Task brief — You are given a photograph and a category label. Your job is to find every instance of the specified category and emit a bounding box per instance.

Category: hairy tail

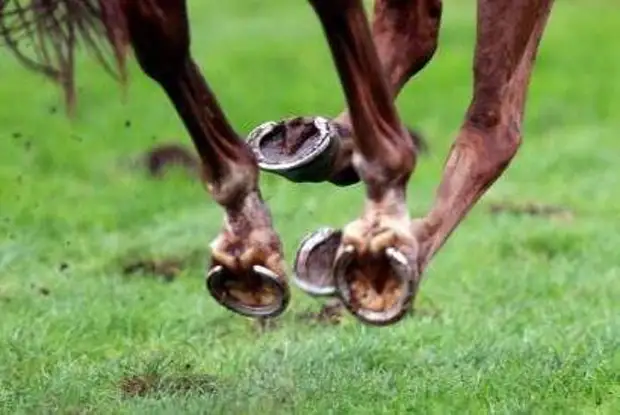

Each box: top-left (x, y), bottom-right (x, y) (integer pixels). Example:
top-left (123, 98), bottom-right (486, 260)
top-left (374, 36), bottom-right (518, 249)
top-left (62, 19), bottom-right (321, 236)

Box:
top-left (0, 0), bottom-right (129, 116)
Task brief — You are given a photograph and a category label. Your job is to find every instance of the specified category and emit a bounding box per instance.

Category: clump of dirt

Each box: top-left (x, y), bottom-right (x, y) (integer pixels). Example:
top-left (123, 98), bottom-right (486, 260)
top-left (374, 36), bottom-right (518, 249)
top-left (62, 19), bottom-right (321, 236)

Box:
top-left (120, 373), bottom-right (217, 398)
top-left (121, 258), bottom-right (184, 283)
top-left (117, 249), bottom-right (205, 283)
top-left (30, 283), bottom-right (51, 296)
top-left (121, 375), bottom-right (157, 397)
top-left (489, 201), bottom-right (573, 221)
top-left (137, 143), bottom-right (201, 179)
top-left (296, 299), bottom-right (345, 326)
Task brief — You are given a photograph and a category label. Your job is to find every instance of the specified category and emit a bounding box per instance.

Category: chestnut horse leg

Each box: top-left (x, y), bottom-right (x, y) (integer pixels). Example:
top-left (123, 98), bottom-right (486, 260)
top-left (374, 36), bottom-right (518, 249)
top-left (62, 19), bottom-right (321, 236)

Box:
top-left (329, 0), bottom-right (443, 182)
top-left (296, 0), bottom-right (421, 325)
top-left (121, 0), bottom-right (290, 318)
top-left (412, 0), bottom-right (555, 269)
top-left (247, 0), bottom-right (442, 186)
top-left (290, 0), bottom-right (441, 305)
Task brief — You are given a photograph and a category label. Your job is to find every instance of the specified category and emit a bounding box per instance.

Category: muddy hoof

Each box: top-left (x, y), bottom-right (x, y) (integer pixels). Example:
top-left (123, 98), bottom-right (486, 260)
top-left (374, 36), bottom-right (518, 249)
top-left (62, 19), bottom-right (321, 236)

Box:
top-left (333, 246), bottom-right (418, 326)
top-left (293, 227), bottom-right (342, 296)
top-left (206, 265), bottom-right (290, 318)
top-left (246, 117), bottom-right (340, 183)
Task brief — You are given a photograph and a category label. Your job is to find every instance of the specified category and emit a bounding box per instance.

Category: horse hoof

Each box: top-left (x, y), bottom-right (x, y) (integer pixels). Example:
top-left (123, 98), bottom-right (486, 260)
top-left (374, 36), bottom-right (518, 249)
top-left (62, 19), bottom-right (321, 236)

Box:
top-left (333, 245), bottom-right (417, 326)
top-left (293, 227), bottom-right (342, 296)
top-left (206, 265), bottom-right (290, 318)
top-left (246, 117), bottom-right (340, 183)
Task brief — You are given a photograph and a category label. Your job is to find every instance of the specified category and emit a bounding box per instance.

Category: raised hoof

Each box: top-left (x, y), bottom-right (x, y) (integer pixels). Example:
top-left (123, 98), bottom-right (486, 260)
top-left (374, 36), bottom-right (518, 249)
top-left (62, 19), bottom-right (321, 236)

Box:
top-left (206, 265), bottom-right (290, 318)
top-left (293, 227), bottom-right (342, 296)
top-left (246, 117), bottom-right (340, 183)
top-left (333, 245), bottom-right (418, 326)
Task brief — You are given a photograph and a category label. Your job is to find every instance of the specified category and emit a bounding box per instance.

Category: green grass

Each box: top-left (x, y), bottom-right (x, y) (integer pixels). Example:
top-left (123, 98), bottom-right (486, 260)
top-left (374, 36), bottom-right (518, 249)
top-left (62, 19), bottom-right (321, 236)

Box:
top-left (1, 1), bottom-right (619, 413)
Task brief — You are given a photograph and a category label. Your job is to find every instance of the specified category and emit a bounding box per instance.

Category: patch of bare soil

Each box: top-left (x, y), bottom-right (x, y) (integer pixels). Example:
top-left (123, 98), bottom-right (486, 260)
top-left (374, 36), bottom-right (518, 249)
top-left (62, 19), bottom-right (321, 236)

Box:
top-left (120, 373), bottom-right (217, 398)
top-left (488, 201), bottom-right (573, 221)
top-left (296, 299), bottom-right (345, 326)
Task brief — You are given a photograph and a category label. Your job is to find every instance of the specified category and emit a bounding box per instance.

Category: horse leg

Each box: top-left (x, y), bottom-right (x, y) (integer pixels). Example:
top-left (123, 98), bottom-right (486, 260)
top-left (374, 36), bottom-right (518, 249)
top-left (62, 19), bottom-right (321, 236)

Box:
top-left (329, 0), bottom-right (443, 183)
top-left (121, 0), bottom-right (290, 318)
top-left (291, 0), bottom-right (441, 304)
top-left (412, 0), bottom-right (555, 270)
top-left (247, 0), bottom-right (442, 186)
top-left (288, 0), bottom-right (420, 325)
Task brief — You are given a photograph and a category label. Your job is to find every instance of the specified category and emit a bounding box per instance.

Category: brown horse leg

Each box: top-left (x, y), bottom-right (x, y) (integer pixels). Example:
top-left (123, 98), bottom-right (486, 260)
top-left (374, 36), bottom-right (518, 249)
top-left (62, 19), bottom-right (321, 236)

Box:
top-left (294, 0), bottom-right (420, 325)
top-left (330, 0), bottom-right (443, 178)
top-left (413, 0), bottom-right (555, 270)
top-left (370, 0), bottom-right (442, 95)
top-left (247, 0), bottom-right (442, 186)
top-left (121, 0), bottom-right (289, 318)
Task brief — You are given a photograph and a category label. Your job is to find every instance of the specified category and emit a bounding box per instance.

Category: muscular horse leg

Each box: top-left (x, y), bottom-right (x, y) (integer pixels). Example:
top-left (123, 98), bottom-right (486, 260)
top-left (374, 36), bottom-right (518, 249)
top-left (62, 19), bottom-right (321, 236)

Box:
top-left (330, 0), bottom-right (443, 182)
top-left (121, 0), bottom-right (290, 318)
top-left (247, 0), bottom-right (442, 186)
top-left (413, 0), bottom-right (555, 270)
top-left (370, 0), bottom-right (443, 95)
top-left (281, 0), bottom-right (441, 301)
top-left (297, 0), bottom-right (421, 325)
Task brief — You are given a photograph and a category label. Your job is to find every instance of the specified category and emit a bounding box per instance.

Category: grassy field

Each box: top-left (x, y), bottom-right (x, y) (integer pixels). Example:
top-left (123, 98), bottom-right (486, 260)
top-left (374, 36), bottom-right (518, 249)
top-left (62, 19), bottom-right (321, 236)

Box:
top-left (1, 1), bottom-right (619, 413)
